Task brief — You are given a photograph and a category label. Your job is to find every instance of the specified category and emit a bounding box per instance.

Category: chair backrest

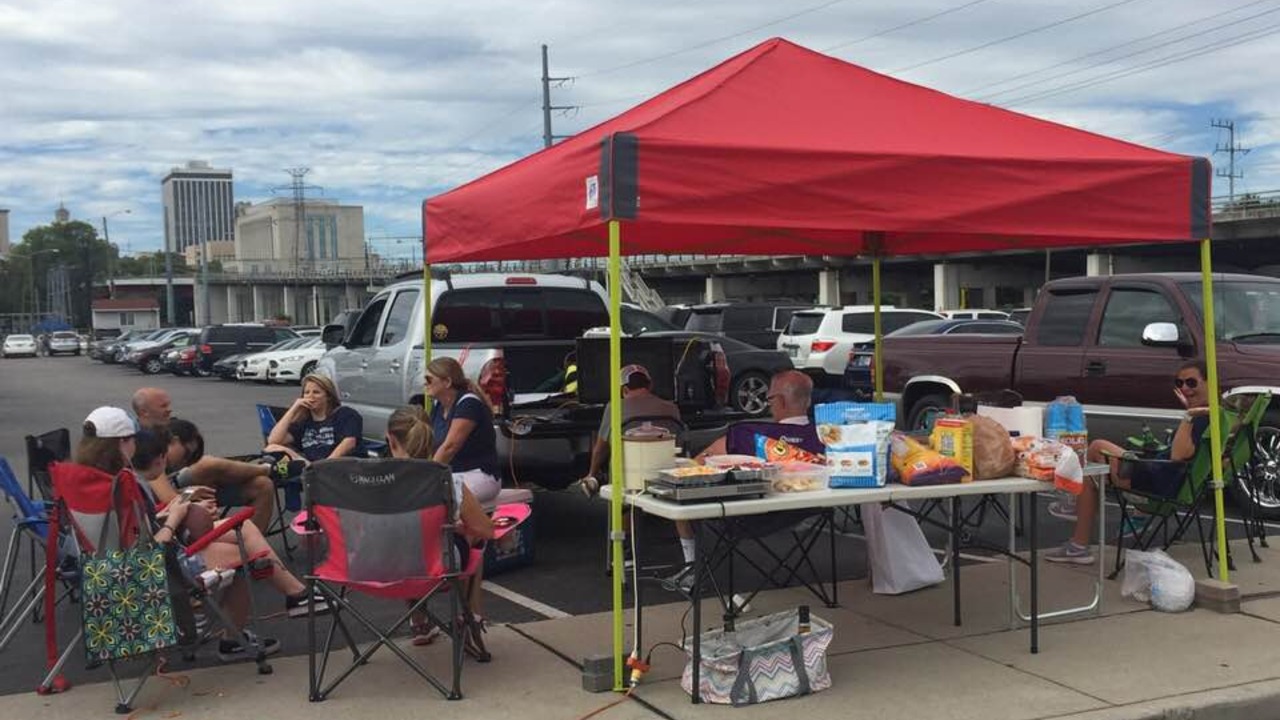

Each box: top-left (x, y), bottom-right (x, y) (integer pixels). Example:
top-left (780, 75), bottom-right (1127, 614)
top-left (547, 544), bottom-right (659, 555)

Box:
top-left (256, 405), bottom-right (288, 444)
top-left (48, 462), bottom-right (146, 555)
top-left (725, 421), bottom-right (824, 459)
top-left (305, 457), bottom-right (459, 583)
top-left (0, 457), bottom-right (45, 528)
top-left (25, 428), bottom-right (71, 502)
top-left (1180, 399), bottom-right (1269, 505)
top-left (1224, 392), bottom-right (1272, 484)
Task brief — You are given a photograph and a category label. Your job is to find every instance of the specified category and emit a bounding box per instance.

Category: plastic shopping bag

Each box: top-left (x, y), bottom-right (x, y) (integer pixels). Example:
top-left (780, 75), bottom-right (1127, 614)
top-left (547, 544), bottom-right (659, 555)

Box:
top-left (1120, 549), bottom-right (1195, 612)
top-left (862, 503), bottom-right (945, 595)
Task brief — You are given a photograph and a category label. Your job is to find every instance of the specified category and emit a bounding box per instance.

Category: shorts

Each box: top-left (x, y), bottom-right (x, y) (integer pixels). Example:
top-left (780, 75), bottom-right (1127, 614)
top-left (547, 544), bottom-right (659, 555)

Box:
top-left (214, 484), bottom-right (248, 508)
top-left (1124, 459), bottom-right (1186, 498)
top-left (454, 469), bottom-right (501, 505)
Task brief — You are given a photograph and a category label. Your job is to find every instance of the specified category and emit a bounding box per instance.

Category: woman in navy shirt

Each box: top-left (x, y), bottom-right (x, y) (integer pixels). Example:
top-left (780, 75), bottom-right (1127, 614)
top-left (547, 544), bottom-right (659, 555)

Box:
top-left (266, 374), bottom-right (364, 463)
top-left (425, 357), bottom-right (500, 504)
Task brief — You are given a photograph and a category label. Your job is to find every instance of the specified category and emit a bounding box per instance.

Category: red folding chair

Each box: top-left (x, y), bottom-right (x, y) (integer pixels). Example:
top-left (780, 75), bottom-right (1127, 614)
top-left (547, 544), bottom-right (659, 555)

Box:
top-left (303, 457), bottom-right (488, 702)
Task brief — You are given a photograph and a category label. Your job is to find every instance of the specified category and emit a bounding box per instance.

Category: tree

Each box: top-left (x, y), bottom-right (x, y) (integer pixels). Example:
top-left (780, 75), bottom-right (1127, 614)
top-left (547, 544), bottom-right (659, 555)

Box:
top-left (11, 220), bottom-right (117, 327)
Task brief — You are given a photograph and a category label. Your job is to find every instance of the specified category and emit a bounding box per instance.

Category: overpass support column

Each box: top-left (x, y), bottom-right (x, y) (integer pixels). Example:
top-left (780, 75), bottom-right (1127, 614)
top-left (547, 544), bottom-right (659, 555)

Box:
top-left (344, 283), bottom-right (360, 311)
top-left (1086, 252), bottom-right (1113, 277)
top-left (933, 263), bottom-right (961, 312)
top-left (704, 276), bottom-right (727, 303)
top-left (283, 285), bottom-right (296, 323)
top-left (227, 286), bottom-right (240, 323)
top-left (252, 285), bottom-right (264, 322)
top-left (311, 285), bottom-right (320, 326)
top-left (817, 269), bottom-right (841, 306)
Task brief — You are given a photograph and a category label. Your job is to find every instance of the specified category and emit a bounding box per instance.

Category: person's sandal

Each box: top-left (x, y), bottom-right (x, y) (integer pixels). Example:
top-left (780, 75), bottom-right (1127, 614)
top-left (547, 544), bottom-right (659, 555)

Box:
top-left (577, 476), bottom-right (600, 498)
top-left (411, 622), bottom-right (442, 646)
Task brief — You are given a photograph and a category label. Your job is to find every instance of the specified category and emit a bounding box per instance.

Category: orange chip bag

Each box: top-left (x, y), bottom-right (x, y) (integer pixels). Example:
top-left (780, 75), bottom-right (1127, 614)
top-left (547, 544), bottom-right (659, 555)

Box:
top-left (756, 435), bottom-right (826, 464)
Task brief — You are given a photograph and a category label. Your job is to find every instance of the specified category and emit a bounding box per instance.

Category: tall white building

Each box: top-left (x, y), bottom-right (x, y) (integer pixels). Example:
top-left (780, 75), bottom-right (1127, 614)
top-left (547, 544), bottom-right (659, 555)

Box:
top-left (162, 161), bottom-right (234, 254)
top-left (0, 209), bottom-right (10, 257)
top-left (228, 198), bottom-right (366, 273)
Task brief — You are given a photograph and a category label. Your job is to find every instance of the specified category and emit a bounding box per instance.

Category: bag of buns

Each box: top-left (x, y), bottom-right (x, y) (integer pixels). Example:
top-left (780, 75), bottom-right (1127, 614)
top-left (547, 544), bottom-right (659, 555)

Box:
top-left (971, 415), bottom-right (1015, 480)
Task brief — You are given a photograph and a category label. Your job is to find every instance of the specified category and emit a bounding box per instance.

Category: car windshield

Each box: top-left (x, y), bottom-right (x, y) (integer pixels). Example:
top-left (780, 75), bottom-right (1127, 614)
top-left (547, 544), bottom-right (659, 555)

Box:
top-left (784, 313), bottom-right (824, 335)
top-left (1180, 281), bottom-right (1280, 343)
top-left (263, 339), bottom-right (301, 352)
top-left (887, 319), bottom-right (950, 336)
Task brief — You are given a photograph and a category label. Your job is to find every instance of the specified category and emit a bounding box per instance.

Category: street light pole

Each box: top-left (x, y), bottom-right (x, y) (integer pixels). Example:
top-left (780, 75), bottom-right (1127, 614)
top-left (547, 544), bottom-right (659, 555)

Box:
top-left (101, 209), bottom-right (131, 301)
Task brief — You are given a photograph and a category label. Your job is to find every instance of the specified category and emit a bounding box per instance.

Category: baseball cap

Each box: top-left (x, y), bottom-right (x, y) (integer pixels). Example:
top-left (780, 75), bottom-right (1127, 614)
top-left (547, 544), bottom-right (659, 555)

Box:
top-left (84, 406), bottom-right (137, 439)
top-left (620, 364), bottom-right (650, 387)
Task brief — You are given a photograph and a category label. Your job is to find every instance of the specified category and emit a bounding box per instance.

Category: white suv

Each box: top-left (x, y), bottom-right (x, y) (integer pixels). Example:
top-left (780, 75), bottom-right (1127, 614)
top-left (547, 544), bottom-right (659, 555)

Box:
top-left (777, 306), bottom-right (943, 378)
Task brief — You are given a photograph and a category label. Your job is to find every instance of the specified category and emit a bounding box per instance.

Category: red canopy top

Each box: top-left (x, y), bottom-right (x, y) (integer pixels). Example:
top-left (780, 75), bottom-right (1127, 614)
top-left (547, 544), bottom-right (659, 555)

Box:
top-left (424, 38), bottom-right (1209, 263)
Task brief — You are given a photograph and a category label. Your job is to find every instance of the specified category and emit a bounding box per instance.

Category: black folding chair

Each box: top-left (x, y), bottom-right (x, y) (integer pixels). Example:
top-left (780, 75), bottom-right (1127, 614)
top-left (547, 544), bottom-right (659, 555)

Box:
top-left (303, 458), bottom-right (488, 702)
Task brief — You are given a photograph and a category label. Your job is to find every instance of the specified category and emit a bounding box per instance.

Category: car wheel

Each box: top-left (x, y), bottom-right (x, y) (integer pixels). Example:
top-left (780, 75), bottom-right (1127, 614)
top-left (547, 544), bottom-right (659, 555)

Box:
top-left (907, 393), bottom-right (950, 432)
top-left (143, 358), bottom-right (163, 375)
top-left (300, 361), bottom-right (317, 381)
top-left (1231, 411), bottom-right (1280, 521)
top-left (731, 372), bottom-right (770, 415)
top-left (194, 365), bottom-right (212, 378)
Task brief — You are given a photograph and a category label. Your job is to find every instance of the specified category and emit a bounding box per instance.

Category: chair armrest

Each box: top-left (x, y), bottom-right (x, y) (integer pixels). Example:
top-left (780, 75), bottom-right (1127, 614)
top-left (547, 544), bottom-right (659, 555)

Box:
top-left (184, 507), bottom-right (256, 556)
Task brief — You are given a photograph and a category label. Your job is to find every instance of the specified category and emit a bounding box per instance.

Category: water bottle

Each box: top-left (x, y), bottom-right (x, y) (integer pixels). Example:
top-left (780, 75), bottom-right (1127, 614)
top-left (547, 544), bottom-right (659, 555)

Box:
top-left (798, 605), bottom-right (811, 635)
top-left (1044, 398), bottom-right (1067, 440)
top-left (1065, 397), bottom-right (1086, 435)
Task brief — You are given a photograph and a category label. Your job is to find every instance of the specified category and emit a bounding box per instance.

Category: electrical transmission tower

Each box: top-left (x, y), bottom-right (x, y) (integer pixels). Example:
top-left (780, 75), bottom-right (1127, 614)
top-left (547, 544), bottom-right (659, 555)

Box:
top-left (46, 264), bottom-right (72, 322)
top-left (1211, 119), bottom-right (1250, 203)
top-left (272, 168), bottom-right (322, 322)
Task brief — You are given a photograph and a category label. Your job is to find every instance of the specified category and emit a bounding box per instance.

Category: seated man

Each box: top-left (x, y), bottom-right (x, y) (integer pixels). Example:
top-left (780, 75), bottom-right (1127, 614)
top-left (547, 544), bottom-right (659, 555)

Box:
top-left (699, 369), bottom-right (819, 458)
top-left (1046, 359), bottom-right (1211, 565)
top-left (577, 364), bottom-right (682, 496)
top-left (132, 387), bottom-right (278, 533)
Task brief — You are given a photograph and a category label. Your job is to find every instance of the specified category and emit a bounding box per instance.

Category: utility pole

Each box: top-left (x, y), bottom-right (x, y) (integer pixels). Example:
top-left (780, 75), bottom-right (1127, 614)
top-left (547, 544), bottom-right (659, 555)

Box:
top-left (541, 44), bottom-right (576, 149)
top-left (1211, 119), bottom-right (1250, 203)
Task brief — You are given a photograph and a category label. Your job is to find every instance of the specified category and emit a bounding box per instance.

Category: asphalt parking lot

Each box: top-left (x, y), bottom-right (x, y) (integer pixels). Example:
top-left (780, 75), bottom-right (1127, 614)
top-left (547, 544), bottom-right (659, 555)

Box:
top-left (0, 354), bottom-right (1264, 696)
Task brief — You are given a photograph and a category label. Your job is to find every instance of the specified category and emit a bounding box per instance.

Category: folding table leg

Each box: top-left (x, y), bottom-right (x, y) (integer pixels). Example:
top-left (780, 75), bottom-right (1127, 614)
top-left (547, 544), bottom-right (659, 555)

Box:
top-left (691, 522), bottom-right (703, 705)
top-left (1030, 491), bottom-right (1039, 654)
top-left (952, 497), bottom-right (961, 627)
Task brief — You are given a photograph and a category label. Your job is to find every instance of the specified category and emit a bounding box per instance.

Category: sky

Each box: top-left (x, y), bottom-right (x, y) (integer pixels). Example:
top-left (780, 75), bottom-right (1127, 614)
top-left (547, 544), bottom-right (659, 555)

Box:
top-left (1, 0), bottom-right (1278, 261)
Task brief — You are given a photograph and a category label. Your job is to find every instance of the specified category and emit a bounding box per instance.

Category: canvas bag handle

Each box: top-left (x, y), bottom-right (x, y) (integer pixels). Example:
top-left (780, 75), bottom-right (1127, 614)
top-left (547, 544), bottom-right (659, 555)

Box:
top-left (728, 635), bottom-right (813, 706)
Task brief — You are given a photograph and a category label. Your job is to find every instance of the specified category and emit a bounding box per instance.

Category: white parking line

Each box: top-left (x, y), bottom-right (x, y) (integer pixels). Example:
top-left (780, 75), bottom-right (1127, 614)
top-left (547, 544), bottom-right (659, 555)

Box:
top-left (483, 581), bottom-right (571, 619)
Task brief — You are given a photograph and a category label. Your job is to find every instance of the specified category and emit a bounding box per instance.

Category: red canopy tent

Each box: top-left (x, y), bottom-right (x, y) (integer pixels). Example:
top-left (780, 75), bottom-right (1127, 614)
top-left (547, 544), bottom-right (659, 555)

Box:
top-left (425, 37), bottom-right (1208, 262)
top-left (423, 38), bottom-right (1223, 689)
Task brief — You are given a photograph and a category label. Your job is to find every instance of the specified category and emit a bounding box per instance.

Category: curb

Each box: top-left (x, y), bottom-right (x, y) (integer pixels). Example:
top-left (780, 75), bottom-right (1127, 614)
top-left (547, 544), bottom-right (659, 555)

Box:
top-left (1051, 679), bottom-right (1280, 720)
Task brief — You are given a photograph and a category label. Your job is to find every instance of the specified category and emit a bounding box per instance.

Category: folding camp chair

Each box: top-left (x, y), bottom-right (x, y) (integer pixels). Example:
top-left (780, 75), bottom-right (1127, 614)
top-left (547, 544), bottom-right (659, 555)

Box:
top-left (0, 457), bottom-right (75, 658)
top-left (1109, 393), bottom-right (1271, 579)
top-left (24, 429), bottom-right (71, 614)
top-left (41, 462), bottom-right (276, 711)
top-left (303, 457), bottom-right (489, 702)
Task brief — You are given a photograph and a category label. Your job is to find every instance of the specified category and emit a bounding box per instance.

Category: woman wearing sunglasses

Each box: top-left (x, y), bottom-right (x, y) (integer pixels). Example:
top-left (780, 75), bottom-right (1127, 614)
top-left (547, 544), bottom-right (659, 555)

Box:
top-left (1046, 359), bottom-right (1210, 565)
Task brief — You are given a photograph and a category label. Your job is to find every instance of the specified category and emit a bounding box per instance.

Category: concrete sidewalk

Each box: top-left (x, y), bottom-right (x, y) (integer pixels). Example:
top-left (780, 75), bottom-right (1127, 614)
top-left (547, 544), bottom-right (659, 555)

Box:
top-left (9, 539), bottom-right (1280, 720)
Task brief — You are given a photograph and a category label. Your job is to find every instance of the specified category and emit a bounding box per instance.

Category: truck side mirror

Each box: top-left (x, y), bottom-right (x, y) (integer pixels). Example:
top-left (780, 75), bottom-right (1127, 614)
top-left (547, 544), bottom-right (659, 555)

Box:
top-left (321, 324), bottom-right (346, 348)
top-left (1141, 322), bottom-right (1180, 346)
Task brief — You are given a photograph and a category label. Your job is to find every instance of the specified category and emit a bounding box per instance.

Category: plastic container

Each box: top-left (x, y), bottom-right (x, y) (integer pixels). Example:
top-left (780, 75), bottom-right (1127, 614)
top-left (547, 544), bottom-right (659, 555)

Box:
top-left (772, 462), bottom-right (829, 492)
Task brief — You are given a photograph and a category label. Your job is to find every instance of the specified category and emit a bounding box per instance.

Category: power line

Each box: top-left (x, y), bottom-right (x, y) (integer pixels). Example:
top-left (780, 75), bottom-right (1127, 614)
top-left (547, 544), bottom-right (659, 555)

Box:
top-left (823, 0), bottom-right (992, 53)
top-left (973, 0), bottom-right (1280, 101)
top-left (889, 0), bottom-right (1147, 74)
top-left (1001, 20), bottom-right (1280, 105)
top-left (576, 0), bottom-right (850, 79)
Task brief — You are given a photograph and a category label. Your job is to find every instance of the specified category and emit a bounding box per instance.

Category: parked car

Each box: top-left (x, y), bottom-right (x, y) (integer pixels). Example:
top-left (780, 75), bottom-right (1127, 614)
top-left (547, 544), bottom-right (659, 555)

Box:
top-left (776, 306), bottom-right (944, 381)
top-left (1008, 307), bottom-right (1032, 325)
top-left (119, 328), bottom-right (196, 364)
top-left (266, 337), bottom-right (329, 384)
top-left (89, 329), bottom-right (135, 361)
top-left (47, 331), bottom-right (81, 356)
top-left (843, 319), bottom-right (1025, 393)
top-left (2, 334), bottom-right (38, 358)
top-left (131, 331), bottom-right (199, 375)
top-left (940, 309), bottom-right (1012, 320)
top-left (682, 302), bottom-right (814, 349)
top-left (319, 272), bottom-right (732, 487)
top-left (587, 305), bottom-right (793, 415)
top-left (212, 352), bottom-right (251, 380)
top-left (195, 324), bottom-right (299, 375)
top-left (161, 344), bottom-right (197, 375)
top-left (867, 272), bottom-right (1280, 518)
top-left (106, 328), bottom-right (169, 364)
top-left (78, 334), bottom-right (90, 353)
top-left (290, 326), bottom-right (322, 338)
top-left (237, 337), bottom-right (314, 381)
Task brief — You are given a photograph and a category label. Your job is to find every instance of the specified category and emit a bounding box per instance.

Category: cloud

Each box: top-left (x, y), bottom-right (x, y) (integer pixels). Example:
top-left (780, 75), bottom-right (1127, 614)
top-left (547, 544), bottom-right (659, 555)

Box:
top-left (2, 0), bottom-right (1276, 256)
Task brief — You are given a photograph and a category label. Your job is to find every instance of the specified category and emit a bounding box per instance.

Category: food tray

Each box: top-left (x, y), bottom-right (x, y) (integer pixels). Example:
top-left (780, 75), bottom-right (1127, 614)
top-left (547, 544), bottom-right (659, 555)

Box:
top-left (657, 467), bottom-right (728, 486)
top-left (771, 462), bottom-right (830, 493)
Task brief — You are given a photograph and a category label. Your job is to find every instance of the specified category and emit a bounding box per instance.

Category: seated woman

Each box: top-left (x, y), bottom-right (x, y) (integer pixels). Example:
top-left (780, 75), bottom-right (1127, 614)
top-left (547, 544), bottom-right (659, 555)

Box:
top-left (425, 357), bottom-right (501, 505)
top-left (384, 405), bottom-right (494, 649)
top-left (1046, 359), bottom-right (1211, 565)
top-left (265, 374), bottom-right (364, 465)
top-left (75, 407), bottom-right (324, 662)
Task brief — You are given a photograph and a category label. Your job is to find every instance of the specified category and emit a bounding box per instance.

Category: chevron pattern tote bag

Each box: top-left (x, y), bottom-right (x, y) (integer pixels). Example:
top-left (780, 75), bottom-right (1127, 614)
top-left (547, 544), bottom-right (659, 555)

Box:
top-left (682, 610), bottom-right (833, 705)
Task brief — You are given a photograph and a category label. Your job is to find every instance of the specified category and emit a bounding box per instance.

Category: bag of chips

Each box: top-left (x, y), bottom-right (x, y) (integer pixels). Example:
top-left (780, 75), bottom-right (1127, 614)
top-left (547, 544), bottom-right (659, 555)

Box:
top-left (756, 435), bottom-right (826, 465)
top-left (889, 432), bottom-right (967, 486)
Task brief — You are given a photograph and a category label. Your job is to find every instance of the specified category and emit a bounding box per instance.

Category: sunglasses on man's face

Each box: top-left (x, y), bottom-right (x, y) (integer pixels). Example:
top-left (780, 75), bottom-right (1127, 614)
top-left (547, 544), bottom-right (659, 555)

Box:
top-left (1174, 377), bottom-right (1200, 390)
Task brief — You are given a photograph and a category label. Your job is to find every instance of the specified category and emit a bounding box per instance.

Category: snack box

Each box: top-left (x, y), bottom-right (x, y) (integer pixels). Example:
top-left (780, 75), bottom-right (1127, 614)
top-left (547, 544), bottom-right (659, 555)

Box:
top-left (772, 462), bottom-right (830, 493)
top-left (657, 466), bottom-right (728, 486)
top-left (702, 454), bottom-right (776, 481)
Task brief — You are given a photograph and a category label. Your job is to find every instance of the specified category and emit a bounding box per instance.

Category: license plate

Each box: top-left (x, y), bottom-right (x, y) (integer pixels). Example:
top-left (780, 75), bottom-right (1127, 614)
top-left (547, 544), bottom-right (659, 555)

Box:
top-left (854, 355), bottom-right (871, 367)
top-left (784, 344), bottom-right (799, 358)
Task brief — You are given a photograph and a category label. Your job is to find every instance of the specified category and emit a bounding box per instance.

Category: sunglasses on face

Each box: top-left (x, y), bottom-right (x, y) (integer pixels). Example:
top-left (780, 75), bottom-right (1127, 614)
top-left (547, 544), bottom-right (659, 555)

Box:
top-left (1174, 377), bottom-right (1200, 389)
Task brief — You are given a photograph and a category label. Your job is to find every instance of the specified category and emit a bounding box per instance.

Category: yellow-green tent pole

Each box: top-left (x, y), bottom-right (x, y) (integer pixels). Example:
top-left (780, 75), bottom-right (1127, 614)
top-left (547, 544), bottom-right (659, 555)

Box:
top-left (1200, 238), bottom-right (1229, 582)
top-left (423, 263), bottom-right (433, 413)
top-left (607, 220), bottom-right (626, 690)
top-left (873, 255), bottom-right (883, 402)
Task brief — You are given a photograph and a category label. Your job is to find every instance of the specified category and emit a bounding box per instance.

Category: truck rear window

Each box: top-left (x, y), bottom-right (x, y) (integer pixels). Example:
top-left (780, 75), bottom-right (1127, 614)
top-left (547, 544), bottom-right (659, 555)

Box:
top-left (433, 288), bottom-right (607, 342)
top-left (686, 309), bottom-right (725, 333)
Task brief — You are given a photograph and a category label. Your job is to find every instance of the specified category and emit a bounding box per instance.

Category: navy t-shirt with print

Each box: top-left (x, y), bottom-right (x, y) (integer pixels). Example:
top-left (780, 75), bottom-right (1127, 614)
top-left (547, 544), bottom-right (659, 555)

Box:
top-left (430, 393), bottom-right (498, 476)
top-left (290, 406), bottom-right (364, 462)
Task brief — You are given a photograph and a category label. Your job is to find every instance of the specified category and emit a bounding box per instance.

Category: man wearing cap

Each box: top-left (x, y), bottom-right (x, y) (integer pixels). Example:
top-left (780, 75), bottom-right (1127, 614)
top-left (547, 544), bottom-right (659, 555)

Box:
top-left (132, 387), bottom-right (277, 533)
top-left (577, 364), bottom-right (681, 496)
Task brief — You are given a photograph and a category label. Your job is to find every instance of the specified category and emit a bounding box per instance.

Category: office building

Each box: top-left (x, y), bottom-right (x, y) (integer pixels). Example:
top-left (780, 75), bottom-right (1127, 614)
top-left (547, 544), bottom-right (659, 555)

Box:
top-left (162, 160), bottom-right (234, 254)
top-left (228, 197), bottom-right (366, 273)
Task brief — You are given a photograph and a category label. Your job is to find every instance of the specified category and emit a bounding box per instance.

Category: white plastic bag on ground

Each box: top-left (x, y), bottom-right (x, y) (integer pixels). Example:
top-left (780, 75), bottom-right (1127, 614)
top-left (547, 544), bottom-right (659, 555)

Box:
top-left (1121, 549), bottom-right (1195, 612)
top-left (862, 503), bottom-right (945, 595)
